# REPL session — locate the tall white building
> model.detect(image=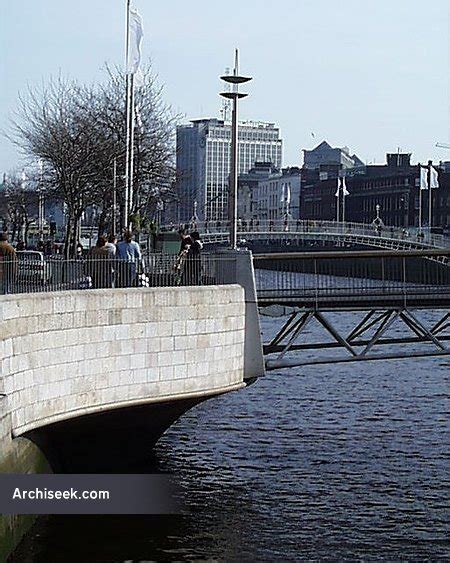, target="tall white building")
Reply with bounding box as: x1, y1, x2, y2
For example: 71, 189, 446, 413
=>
176, 118, 282, 222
